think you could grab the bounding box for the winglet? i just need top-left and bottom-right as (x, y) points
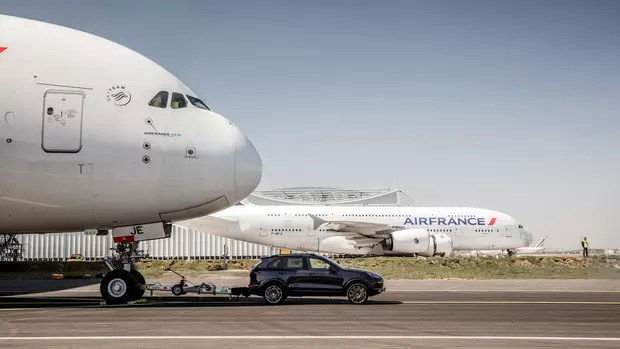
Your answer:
(308, 213), (327, 230)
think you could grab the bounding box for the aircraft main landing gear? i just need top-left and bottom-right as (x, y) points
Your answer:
(100, 242), (147, 305)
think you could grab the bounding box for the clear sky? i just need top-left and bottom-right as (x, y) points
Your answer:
(2, 0), (619, 250)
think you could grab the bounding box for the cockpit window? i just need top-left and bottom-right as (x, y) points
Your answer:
(171, 93), (187, 109)
(186, 95), (211, 111)
(518, 225), (523, 228)
(148, 91), (168, 108)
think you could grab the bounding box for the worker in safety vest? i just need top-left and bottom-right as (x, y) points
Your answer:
(581, 237), (589, 257)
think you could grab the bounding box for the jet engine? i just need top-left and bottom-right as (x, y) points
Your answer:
(385, 229), (453, 257)
(418, 233), (453, 257)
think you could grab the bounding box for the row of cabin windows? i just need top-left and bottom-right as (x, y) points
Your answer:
(148, 91), (210, 110)
(271, 213), (486, 219)
(291, 213), (414, 218)
(268, 227), (499, 234)
(271, 228), (328, 232)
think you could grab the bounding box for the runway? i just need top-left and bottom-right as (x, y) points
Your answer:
(1, 281), (620, 348)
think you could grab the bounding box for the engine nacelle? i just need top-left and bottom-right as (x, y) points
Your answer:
(386, 229), (432, 254)
(386, 229), (454, 257)
(417, 233), (454, 257)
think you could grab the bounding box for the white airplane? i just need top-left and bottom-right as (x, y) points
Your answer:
(178, 202), (534, 257)
(469, 236), (547, 257)
(0, 14), (262, 303)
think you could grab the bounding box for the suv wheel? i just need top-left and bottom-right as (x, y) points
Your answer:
(346, 282), (369, 304)
(263, 283), (285, 305)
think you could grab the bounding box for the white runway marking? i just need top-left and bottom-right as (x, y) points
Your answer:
(0, 336), (619, 341)
(400, 301), (620, 305)
(390, 289), (620, 293)
(0, 308), (32, 311)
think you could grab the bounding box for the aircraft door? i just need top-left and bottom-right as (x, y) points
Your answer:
(455, 227), (463, 237)
(41, 90), (85, 153)
(259, 225), (267, 237)
(308, 223), (316, 237)
(476, 229), (491, 249)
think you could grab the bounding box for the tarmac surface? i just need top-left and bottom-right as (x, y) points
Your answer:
(1, 279), (620, 348)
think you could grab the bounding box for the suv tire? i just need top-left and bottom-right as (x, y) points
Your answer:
(346, 282), (369, 304)
(263, 283), (285, 305)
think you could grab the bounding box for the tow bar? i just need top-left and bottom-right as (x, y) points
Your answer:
(142, 267), (250, 299)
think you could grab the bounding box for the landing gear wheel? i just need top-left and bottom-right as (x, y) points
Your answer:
(100, 269), (138, 305)
(130, 269), (146, 301)
(346, 283), (369, 304)
(263, 283), (285, 305)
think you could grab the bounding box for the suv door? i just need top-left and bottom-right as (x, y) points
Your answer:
(304, 256), (345, 295)
(271, 256), (306, 295)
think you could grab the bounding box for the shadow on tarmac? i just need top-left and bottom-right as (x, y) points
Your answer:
(0, 295), (402, 309)
(0, 279), (100, 296)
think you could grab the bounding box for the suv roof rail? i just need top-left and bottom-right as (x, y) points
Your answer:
(261, 252), (321, 259)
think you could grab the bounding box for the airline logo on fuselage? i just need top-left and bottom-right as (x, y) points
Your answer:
(0, 47), (7, 54)
(106, 85), (132, 106)
(404, 217), (497, 226)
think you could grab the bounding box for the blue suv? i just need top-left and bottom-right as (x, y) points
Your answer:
(248, 253), (385, 305)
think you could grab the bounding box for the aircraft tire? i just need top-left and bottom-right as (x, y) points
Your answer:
(130, 269), (146, 301)
(100, 269), (138, 305)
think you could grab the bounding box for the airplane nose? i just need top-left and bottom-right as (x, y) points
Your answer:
(234, 135), (262, 203)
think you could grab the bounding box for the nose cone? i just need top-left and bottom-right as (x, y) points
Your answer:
(234, 136), (262, 203)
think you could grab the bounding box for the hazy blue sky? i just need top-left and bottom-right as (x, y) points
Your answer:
(2, 0), (619, 250)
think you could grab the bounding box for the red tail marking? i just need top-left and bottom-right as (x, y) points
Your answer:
(0, 47), (7, 54)
(113, 235), (135, 243)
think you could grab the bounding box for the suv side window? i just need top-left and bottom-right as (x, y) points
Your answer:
(265, 257), (284, 269)
(264, 256), (304, 270)
(308, 257), (331, 270)
(284, 257), (304, 270)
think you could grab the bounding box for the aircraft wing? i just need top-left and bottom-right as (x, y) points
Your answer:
(175, 215), (239, 233)
(308, 214), (404, 248)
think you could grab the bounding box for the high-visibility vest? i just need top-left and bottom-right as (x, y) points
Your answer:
(582, 240), (588, 248)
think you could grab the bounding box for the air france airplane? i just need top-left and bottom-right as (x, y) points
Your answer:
(179, 202), (534, 257)
(0, 14), (262, 304)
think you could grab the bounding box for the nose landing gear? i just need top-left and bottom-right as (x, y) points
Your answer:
(99, 241), (147, 305)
